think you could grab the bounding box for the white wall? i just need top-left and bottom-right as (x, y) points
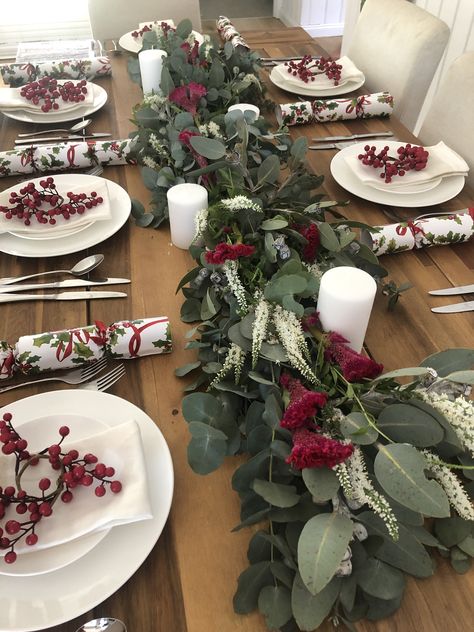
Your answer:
(274, 0), (346, 37)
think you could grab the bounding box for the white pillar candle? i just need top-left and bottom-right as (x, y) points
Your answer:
(138, 49), (167, 95)
(228, 103), (260, 122)
(167, 183), (208, 250)
(316, 267), (377, 353)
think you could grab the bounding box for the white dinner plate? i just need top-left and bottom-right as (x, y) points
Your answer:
(368, 176), (443, 195)
(330, 143), (466, 207)
(1, 83), (107, 124)
(119, 28), (203, 54)
(269, 66), (365, 97)
(0, 413), (110, 577)
(0, 174), (131, 257)
(0, 390), (174, 631)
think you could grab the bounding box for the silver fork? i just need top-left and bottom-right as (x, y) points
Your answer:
(79, 364), (126, 391)
(0, 357), (108, 393)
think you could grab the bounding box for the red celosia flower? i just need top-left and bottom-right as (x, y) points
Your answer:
(180, 40), (200, 63)
(178, 130), (209, 181)
(280, 374), (327, 429)
(169, 82), (207, 115)
(205, 242), (256, 265)
(297, 223), (320, 262)
(286, 428), (354, 469)
(325, 332), (383, 382)
(468, 207), (474, 220)
(301, 310), (320, 332)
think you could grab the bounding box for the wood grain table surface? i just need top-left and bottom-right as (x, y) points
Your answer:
(0, 26), (472, 632)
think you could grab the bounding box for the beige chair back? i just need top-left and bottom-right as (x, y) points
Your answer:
(348, 0), (449, 131)
(87, 0), (202, 42)
(419, 51), (474, 189)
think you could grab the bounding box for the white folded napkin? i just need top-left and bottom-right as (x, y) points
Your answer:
(0, 178), (111, 235)
(0, 81), (94, 112)
(344, 141), (469, 190)
(272, 55), (364, 92)
(0, 419), (152, 556)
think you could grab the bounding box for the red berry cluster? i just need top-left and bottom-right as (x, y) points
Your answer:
(285, 55), (342, 85)
(19, 78), (88, 113)
(0, 177), (103, 227)
(0, 412), (122, 564)
(357, 143), (430, 183)
(131, 21), (175, 38)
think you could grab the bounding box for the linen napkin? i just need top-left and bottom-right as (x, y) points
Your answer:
(0, 419), (152, 555)
(278, 92), (394, 126)
(0, 178), (111, 236)
(360, 208), (474, 255)
(0, 139), (134, 178)
(345, 141), (469, 190)
(0, 82), (94, 113)
(0, 58), (111, 88)
(272, 56), (364, 92)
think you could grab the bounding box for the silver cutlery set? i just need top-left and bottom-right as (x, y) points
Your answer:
(0, 255), (128, 393)
(14, 117), (111, 144)
(429, 284), (474, 313)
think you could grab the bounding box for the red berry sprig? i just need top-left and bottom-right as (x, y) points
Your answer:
(357, 143), (430, 183)
(0, 176), (104, 227)
(285, 55), (342, 85)
(19, 78), (88, 113)
(0, 412), (122, 564)
(131, 21), (175, 38)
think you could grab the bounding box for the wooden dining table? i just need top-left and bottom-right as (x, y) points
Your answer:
(0, 26), (472, 632)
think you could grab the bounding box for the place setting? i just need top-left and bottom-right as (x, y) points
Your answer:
(118, 18), (204, 54)
(269, 54), (366, 97)
(0, 76), (108, 125)
(0, 173), (131, 257)
(330, 139), (469, 206)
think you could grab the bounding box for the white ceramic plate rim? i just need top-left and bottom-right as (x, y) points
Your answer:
(330, 144), (466, 207)
(269, 66), (365, 97)
(118, 28), (203, 54)
(0, 413), (110, 577)
(0, 390), (174, 632)
(1, 83), (107, 124)
(0, 174), (131, 257)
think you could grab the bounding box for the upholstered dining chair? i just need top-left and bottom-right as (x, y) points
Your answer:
(347, 0), (450, 131)
(87, 0), (202, 42)
(418, 51), (474, 189)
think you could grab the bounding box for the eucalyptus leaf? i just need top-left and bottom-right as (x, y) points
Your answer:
(252, 479), (300, 508)
(420, 348), (474, 376)
(233, 561), (273, 614)
(434, 515), (472, 548)
(256, 154), (280, 186)
(377, 404), (444, 447)
(356, 558), (405, 600)
(340, 412), (378, 445)
(182, 392), (221, 424)
(374, 444), (450, 517)
(261, 218), (289, 230)
(187, 421), (227, 474)
(302, 468), (340, 502)
(374, 367), (430, 380)
(445, 370), (474, 385)
(365, 593), (403, 621)
(159, 66), (175, 96)
(258, 585), (293, 629)
(298, 512), (353, 594)
(291, 573), (341, 632)
(174, 361), (201, 377)
(189, 135), (227, 159)
(318, 223), (341, 252)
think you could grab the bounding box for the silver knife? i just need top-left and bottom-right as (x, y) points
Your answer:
(309, 141), (360, 150)
(15, 133), (111, 145)
(0, 278), (130, 294)
(0, 291), (127, 303)
(312, 132), (394, 142)
(431, 301), (474, 313)
(429, 284), (474, 296)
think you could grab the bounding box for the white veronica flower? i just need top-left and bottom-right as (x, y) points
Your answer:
(335, 446), (399, 540)
(193, 207), (209, 241)
(418, 391), (474, 457)
(422, 450), (474, 521)
(221, 195), (262, 213)
(272, 305), (317, 383)
(223, 260), (248, 313)
(251, 292), (270, 368)
(142, 156), (159, 169)
(209, 343), (246, 389)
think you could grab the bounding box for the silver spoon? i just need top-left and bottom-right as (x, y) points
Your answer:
(75, 618), (127, 632)
(0, 254), (105, 286)
(17, 119), (92, 138)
